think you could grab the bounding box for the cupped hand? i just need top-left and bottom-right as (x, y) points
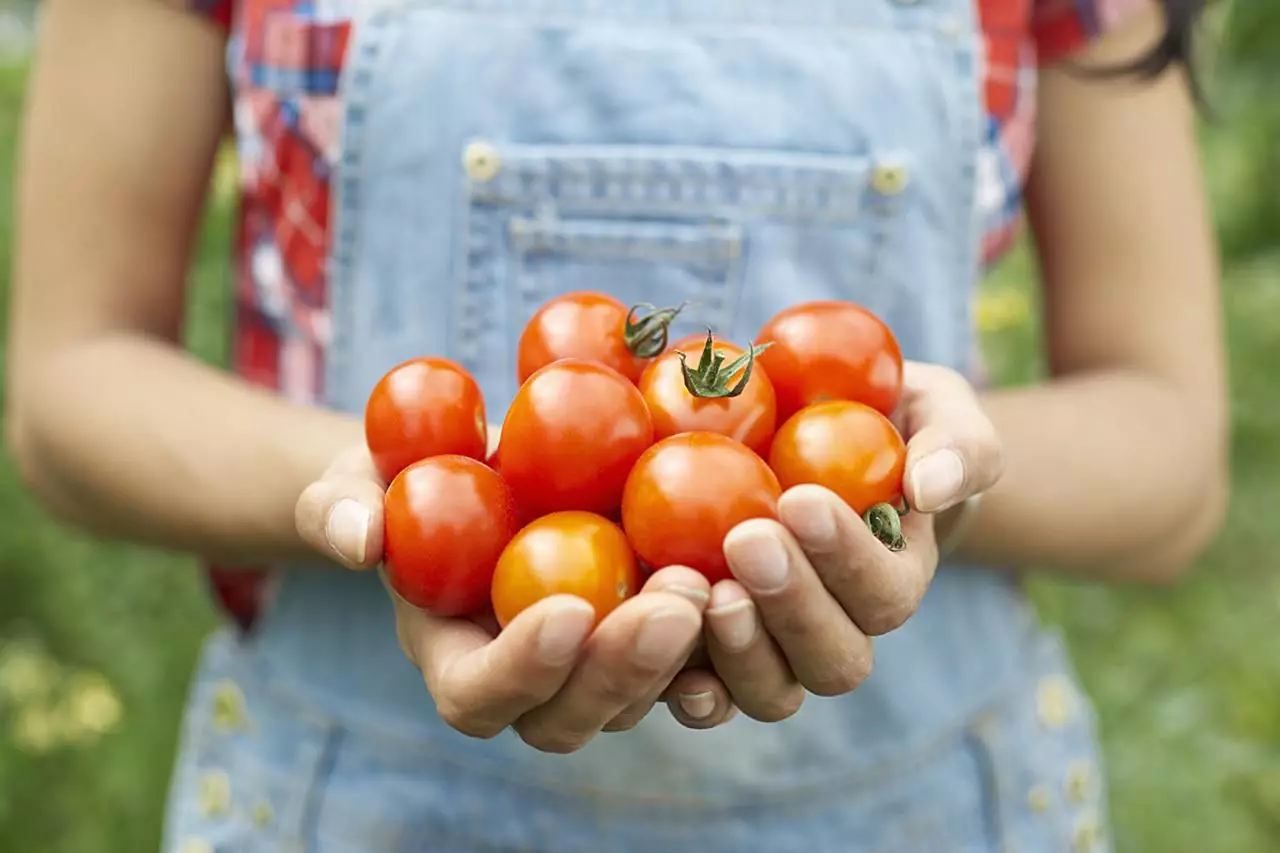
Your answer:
(674, 362), (1005, 724)
(294, 438), (716, 753)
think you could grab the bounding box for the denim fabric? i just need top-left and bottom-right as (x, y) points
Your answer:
(164, 0), (1115, 850)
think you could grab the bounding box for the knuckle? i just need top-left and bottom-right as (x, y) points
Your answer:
(858, 600), (917, 636)
(592, 663), (655, 706)
(516, 723), (593, 755)
(435, 697), (501, 740)
(745, 687), (804, 723)
(804, 651), (873, 697)
(602, 710), (645, 733)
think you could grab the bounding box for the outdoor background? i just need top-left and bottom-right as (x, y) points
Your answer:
(0, 1), (1277, 851)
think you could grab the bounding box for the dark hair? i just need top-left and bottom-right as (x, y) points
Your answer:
(1090, 0), (1207, 93)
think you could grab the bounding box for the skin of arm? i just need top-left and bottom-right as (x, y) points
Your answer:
(5, 0), (361, 563)
(944, 5), (1229, 584)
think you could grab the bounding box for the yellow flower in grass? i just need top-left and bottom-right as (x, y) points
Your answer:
(975, 289), (1032, 333)
(61, 670), (124, 738)
(0, 640), (61, 704)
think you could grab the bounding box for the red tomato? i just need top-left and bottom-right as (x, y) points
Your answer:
(640, 332), (778, 456)
(755, 300), (904, 421)
(383, 455), (521, 616)
(491, 511), (638, 629)
(364, 357), (487, 484)
(498, 359), (654, 518)
(621, 432), (782, 584)
(517, 292), (684, 384)
(769, 400), (907, 549)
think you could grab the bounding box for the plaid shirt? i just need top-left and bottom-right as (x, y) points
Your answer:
(189, 0), (1145, 630)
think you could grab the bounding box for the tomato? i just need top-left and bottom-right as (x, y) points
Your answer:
(498, 358), (654, 518)
(364, 356), (487, 484)
(517, 291), (684, 385)
(769, 400), (907, 550)
(755, 300), (904, 421)
(383, 455), (521, 616)
(491, 511), (638, 629)
(640, 331), (778, 456)
(621, 432), (782, 584)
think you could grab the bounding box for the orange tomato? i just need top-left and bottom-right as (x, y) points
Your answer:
(640, 332), (778, 456)
(769, 400), (906, 515)
(491, 511), (639, 629)
(755, 300), (904, 421)
(621, 432), (782, 584)
(364, 357), (487, 484)
(383, 456), (521, 616)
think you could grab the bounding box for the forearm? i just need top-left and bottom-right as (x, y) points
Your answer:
(8, 332), (362, 563)
(949, 369), (1227, 583)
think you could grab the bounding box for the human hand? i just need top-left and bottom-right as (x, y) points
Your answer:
(294, 440), (714, 753)
(667, 362), (1004, 724)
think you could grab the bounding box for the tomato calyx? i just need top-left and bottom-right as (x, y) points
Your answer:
(676, 330), (772, 399)
(623, 302), (686, 358)
(863, 502), (907, 552)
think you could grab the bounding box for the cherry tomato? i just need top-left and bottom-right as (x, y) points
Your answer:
(498, 358), (654, 518)
(640, 331), (777, 456)
(491, 511), (638, 629)
(383, 455), (521, 616)
(364, 356), (487, 484)
(517, 292), (683, 385)
(621, 432), (782, 584)
(755, 300), (904, 421)
(769, 399), (906, 515)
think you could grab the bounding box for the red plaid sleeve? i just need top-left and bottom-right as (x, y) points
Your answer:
(1032, 0), (1151, 66)
(188, 0), (233, 33)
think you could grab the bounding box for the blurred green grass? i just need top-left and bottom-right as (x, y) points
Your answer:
(2, 31), (1280, 851)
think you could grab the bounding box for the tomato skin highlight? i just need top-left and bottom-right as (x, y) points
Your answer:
(491, 511), (638, 630)
(498, 359), (655, 518)
(621, 432), (782, 585)
(364, 356), (488, 484)
(517, 291), (677, 385)
(755, 300), (904, 421)
(383, 455), (521, 617)
(769, 400), (906, 515)
(639, 339), (778, 456)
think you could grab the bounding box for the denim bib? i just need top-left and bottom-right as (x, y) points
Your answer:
(163, 2), (1115, 851)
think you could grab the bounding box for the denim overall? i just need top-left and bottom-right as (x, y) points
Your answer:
(163, 1), (1114, 851)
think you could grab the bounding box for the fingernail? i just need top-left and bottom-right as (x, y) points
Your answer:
(678, 691), (716, 720)
(326, 499), (371, 564)
(729, 534), (789, 592)
(910, 449), (966, 513)
(537, 602), (595, 665)
(665, 585), (710, 608)
(634, 608), (696, 670)
(783, 499), (836, 546)
(708, 599), (757, 652)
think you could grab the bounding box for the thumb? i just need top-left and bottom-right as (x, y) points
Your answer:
(295, 446), (385, 570)
(897, 363), (1004, 514)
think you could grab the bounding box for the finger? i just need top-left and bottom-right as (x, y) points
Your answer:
(395, 591), (596, 740)
(703, 580), (805, 722)
(295, 473), (384, 570)
(514, 593), (702, 754)
(601, 566), (713, 732)
(896, 362), (1004, 513)
(640, 564), (712, 610)
(663, 668), (739, 730)
(723, 520), (874, 698)
(778, 485), (933, 637)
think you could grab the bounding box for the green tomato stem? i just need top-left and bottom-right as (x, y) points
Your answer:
(675, 329), (773, 399)
(862, 503), (906, 552)
(624, 302), (686, 359)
